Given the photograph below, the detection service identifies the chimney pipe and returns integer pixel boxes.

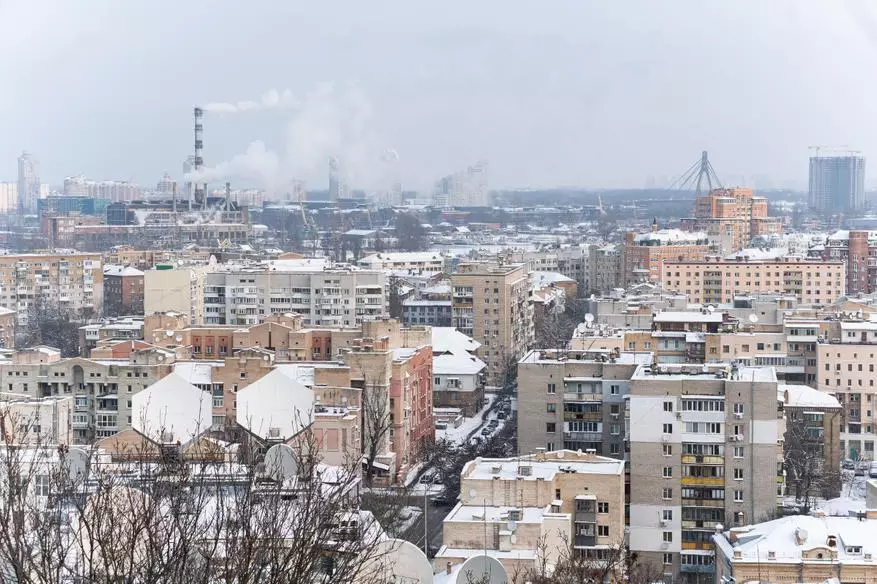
[446,562,452,575]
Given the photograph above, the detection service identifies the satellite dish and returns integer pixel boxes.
[469,488,478,498]
[165,330,174,337]
[175,335,183,343]
[66,447,89,484]
[361,539,433,583]
[748,314,759,324]
[584,313,594,323]
[263,355,270,361]
[457,555,508,584]
[589,294,596,301]
[706,305,715,314]
[264,443,298,484]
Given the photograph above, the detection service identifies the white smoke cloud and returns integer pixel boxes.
[191,83,393,197]
[184,141,280,189]
[203,89,297,114]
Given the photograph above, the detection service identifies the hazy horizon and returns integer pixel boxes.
[3,1,877,192]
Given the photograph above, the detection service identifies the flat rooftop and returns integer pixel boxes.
[463,452,624,482]
[632,363,777,382]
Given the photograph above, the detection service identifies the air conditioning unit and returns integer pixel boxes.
[661,434,672,443]
[734,412,743,419]
[676,412,682,420]
[660,519,668,527]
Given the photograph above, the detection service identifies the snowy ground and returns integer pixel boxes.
[388,505,423,538]
[782,472,870,516]
[435,393,497,444]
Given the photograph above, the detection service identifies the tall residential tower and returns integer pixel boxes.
[17,151,40,214]
[809,155,865,213]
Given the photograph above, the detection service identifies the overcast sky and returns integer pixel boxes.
[2,0,877,192]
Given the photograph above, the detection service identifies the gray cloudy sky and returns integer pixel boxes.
[2,0,876,191]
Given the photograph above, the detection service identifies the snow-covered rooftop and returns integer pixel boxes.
[714,515,877,565]
[432,327,481,354]
[462,452,624,482]
[236,368,315,441]
[780,384,841,409]
[654,311,724,323]
[632,229,708,245]
[434,352,486,376]
[132,373,212,445]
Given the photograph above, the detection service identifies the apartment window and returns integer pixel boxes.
[546,422,556,433]
[734,490,744,502]
[825,363,830,371]
[756,343,765,350]
[547,442,555,451]
[547,403,556,413]
[598,502,609,513]
[734,468,744,480]
[663,532,673,543]
[734,446,744,458]
[547,383,556,394]
[662,488,672,500]
[598,525,609,537]
[610,384,619,395]
[662,423,673,434]
[610,442,620,455]
[610,423,620,435]
[663,553,673,565]
[722,345,730,353]
[734,403,744,415]
[662,444,672,456]
[35,475,50,497]
[663,401,673,412]
[662,509,673,521]
[662,467,672,478]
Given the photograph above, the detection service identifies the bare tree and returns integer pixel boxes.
[388,275,404,320]
[784,410,842,508]
[360,377,393,487]
[516,534,662,584]
[0,408,399,584]
[17,295,91,356]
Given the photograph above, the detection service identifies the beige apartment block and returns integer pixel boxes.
[0,393,72,445]
[662,256,846,305]
[437,451,625,581]
[628,363,779,582]
[144,266,211,325]
[817,321,877,461]
[517,348,647,459]
[0,346,175,443]
[451,262,534,386]
[714,515,877,584]
[0,252,103,323]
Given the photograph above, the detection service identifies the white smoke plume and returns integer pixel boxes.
[184,141,280,189]
[203,89,297,114]
[190,83,392,197]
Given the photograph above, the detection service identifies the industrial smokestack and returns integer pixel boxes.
[194,107,204,208]
[172,181,178,214]
[225,182,231,212]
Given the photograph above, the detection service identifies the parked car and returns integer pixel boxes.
[855,465,866,477]
[842,459,855,471]
[432,494,453,507]
[869,461,877,479]
[481,427,492,436]
[497,412,507,420]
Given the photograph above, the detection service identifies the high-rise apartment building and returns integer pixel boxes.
[662,256,846,304]
[0,183,17,213]
[622,228,711,286]
[809,155,866,213]
[517,348,647,458]
[628,363,779,581]
[17,151,41,214]
[451,262,533,386]
[201,266,387,327]
[681,187,782,253]
[432,161,489,208]
[0,252,103,323]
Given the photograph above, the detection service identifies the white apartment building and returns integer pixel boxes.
[356,252,446,276]
[202,266,387,327]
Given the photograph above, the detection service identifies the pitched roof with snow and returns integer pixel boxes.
[781,384,841,409]
[236,368,315,441]
[433,352,486,376]
[132,372,212,444]
[432,327,481,354]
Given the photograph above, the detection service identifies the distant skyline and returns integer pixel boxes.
[2,1,877,192]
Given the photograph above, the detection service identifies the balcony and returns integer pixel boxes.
[681,455,724,465]
[574,535,596,548]
[680,563,714,574]
[682,498,724,508]
[681,476,724,487]
[565,431,602,442]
